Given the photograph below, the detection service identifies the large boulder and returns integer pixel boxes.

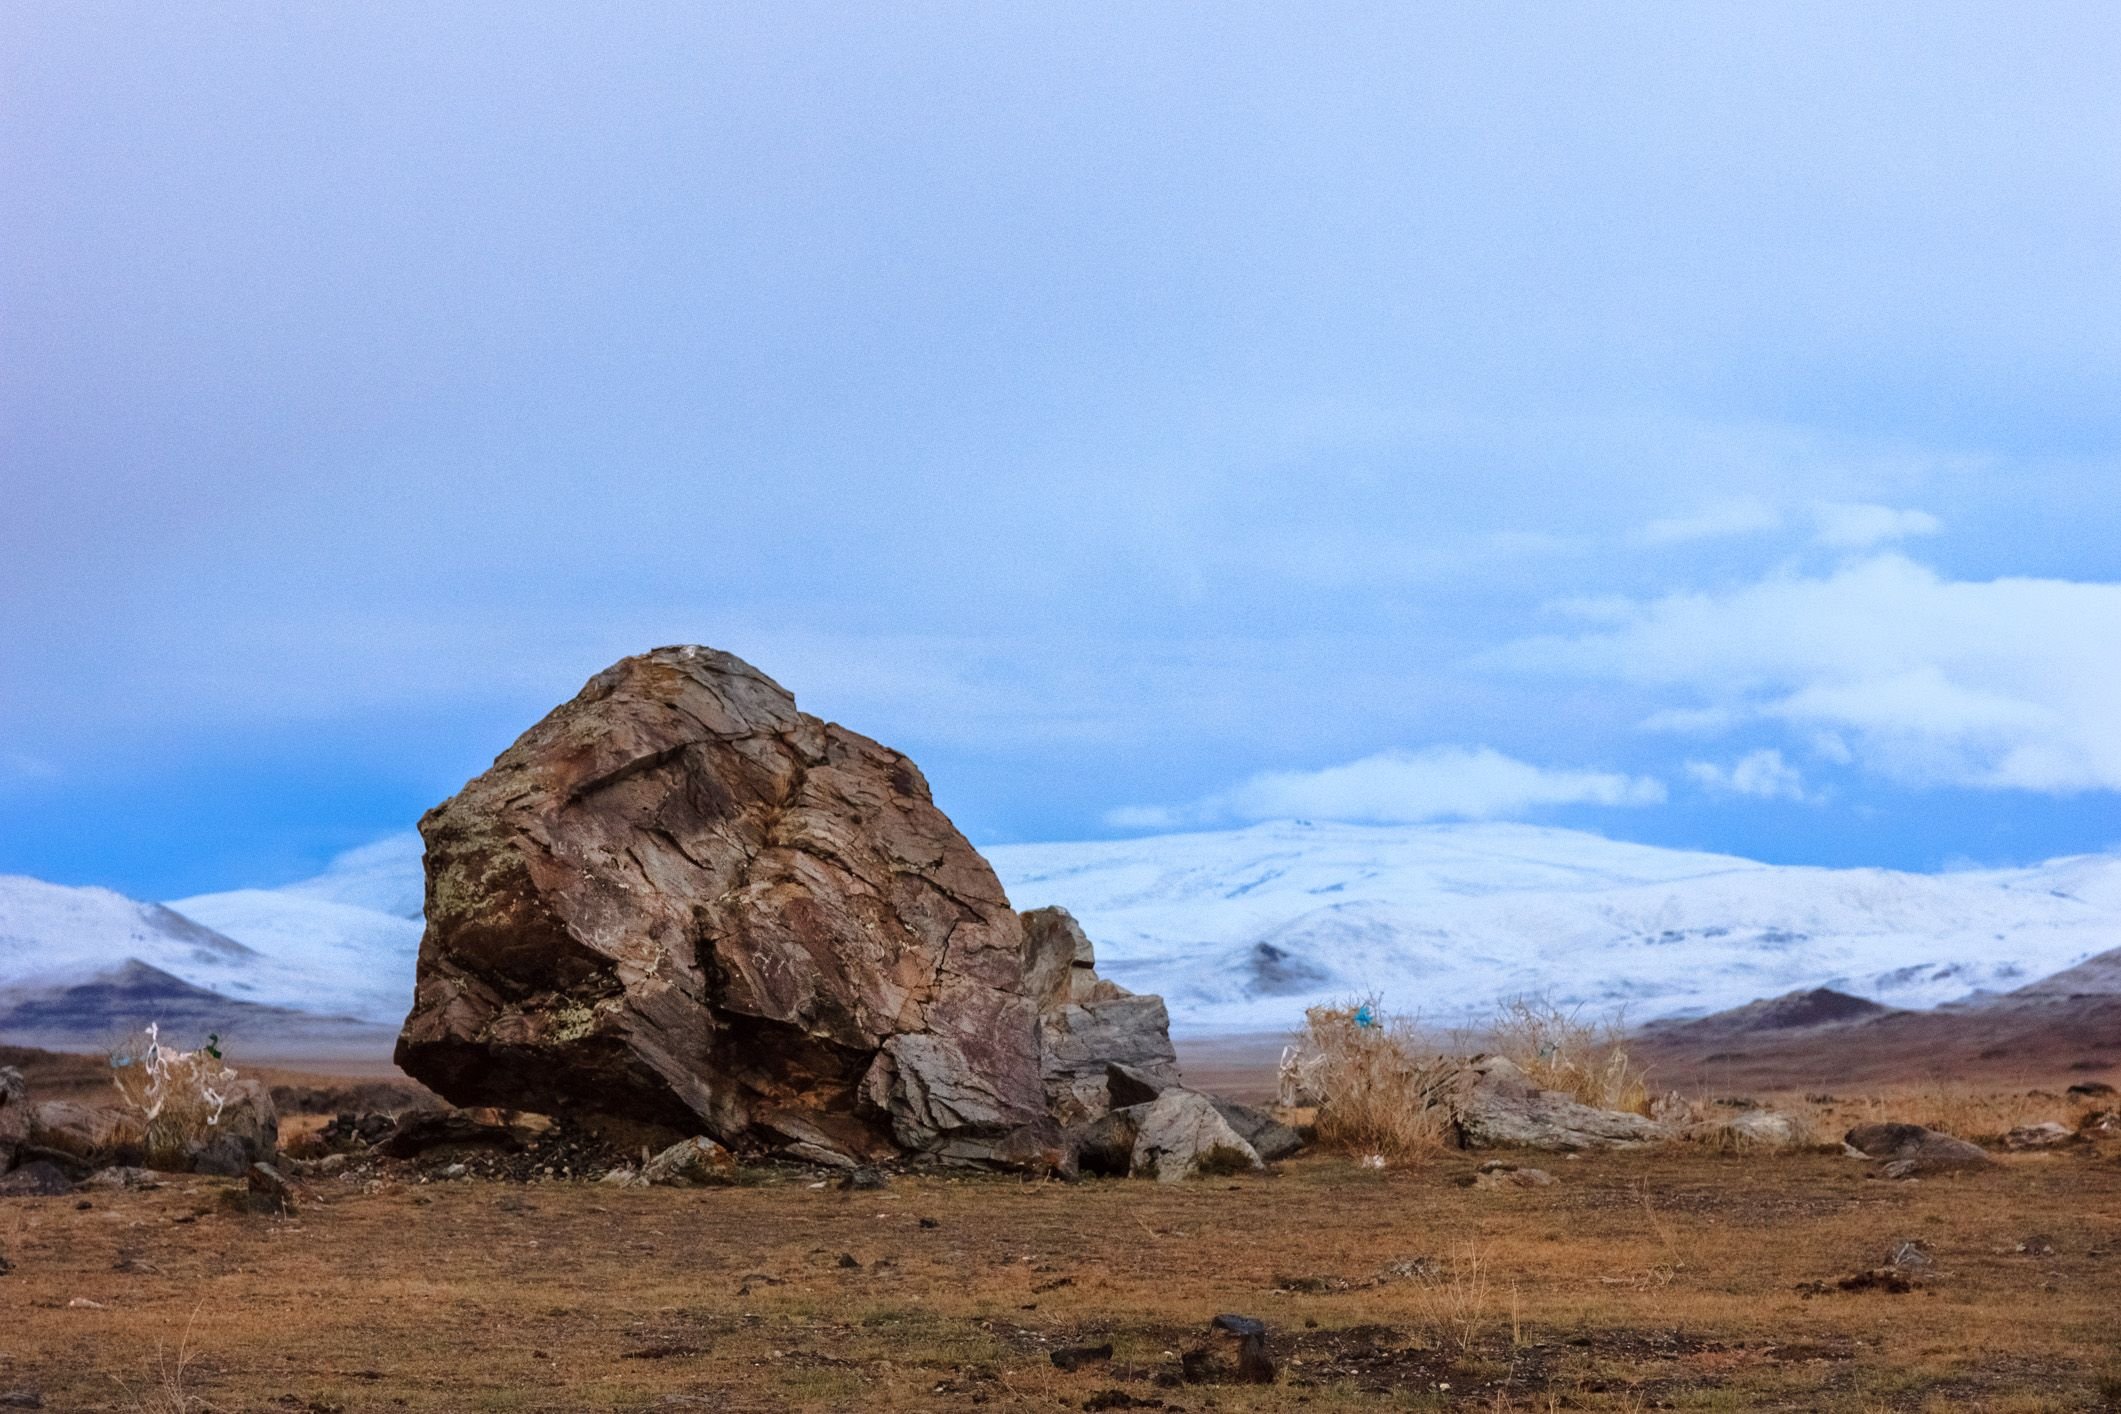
[1130,1089,1264,1181]
[396,646,1051,1165]
[1453,1057,1662,1151]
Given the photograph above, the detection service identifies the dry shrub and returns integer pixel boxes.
[1486,997,1651,1115]
[109,1024,241,1169]
[1293,998,1462,1161]
[1416,1239,1494,1357]
[1851,1084,2068,1143]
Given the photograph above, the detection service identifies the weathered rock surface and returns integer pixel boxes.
[178,1078,281,1176]
[1844,1122,1994,1174]
[1023,906,1182,1128]
[395,646,1057,1165]
[1130,1089,1264,1181]
[2000,1121,2074,1151]
[640,1136,738,1187]
[1453,1057,1661,1150]
[1685,1108,1809,1150]
[17,1102,144,1173]
[1209,1098,1305,1162]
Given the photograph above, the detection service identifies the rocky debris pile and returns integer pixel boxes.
[1,1051,279,1187]
[1844,1122,1994,1178]
[1069,1065,1301,1181]
[395,645,1284,1176]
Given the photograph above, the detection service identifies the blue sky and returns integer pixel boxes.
[4,3,2119,899]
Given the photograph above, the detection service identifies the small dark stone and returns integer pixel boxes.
[0,1389,43,1409]
[838,1166,888,1191]
[836,1252,861,1269]
[918,1217,940,1229]
[1050,1342,1113,1372]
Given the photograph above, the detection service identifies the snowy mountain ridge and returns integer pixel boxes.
[3,820,2117,1039]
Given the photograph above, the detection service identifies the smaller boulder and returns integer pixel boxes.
[1473,1161,1556,1189]
[0,1161,73,1198]
[1130,1090,1263,1182]
[22,1102,144,1172]
[1105,1062,1171,1109]
[2001,1121,2074,1152]
[2065,1081,2116,1099]
[1454,1058,1661,1151]
[181,1079,280,1176]
[1844,1122,1993,1174]
[0,1067,24,1108]
[639,1137,737,1187]
[990,1117,1076,1178]
[1208,1098,1304,1162]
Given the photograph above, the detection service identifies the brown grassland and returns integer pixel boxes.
[5,1094,2120,1414]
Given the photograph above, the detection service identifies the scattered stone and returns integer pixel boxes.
[2066,1081,2117,1098]
[837,1165,888,1191]
[2078,1109,2120,1137]
[917,1217,940,1229]
[1835,1268,1913,1294]
[2001,1121,2074,1151]
[1049,1342,1113,1372]
[221,1162,297,1217]
[0,1389,39,1408]
[835,1252,861,1269]
[316,1112,397,1151]
[0,1162,73,1198]
[1130,1090,1263,1182]
[0,1066,24,1107]
[2016,1234,2056,1257]
[1473,1163,1557,1189]
[638,1137,737,1188]
[1882,1242,1931,1275]
[1454,1057,1662,1150]
[83,1167,158,1190]
[0,1250,11,1276]
[1844,1123,1994,1174]
[66,1297,106,1309]
[1083,1393,1165,1412]
[1188,1313,1276,1384]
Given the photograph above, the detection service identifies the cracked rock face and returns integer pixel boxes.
[396,646,1047,1163]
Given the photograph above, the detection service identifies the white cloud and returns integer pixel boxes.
[1107,746,1666,829]
[1636,500,1783,546]
[1810,502,1942,549]
[1686,749,1809,801]
[1508,554,2121,793]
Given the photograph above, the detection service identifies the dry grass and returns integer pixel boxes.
[106,1025,242,1170]
[4,1139,2116,1411]
[1486,997,1651,1115]
[1848,1083,2085,1144]
[1293,997,1658,1163]
[1292,1000,1462,1160]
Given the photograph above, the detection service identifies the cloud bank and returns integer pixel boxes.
[1108,746,1665,829]
[1513,554,2121,793]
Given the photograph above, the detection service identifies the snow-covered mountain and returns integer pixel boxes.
[3,820,2117,1042]
[986,821,2121,1031]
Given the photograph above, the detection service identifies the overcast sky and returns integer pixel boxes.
[5,3,2119,897]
